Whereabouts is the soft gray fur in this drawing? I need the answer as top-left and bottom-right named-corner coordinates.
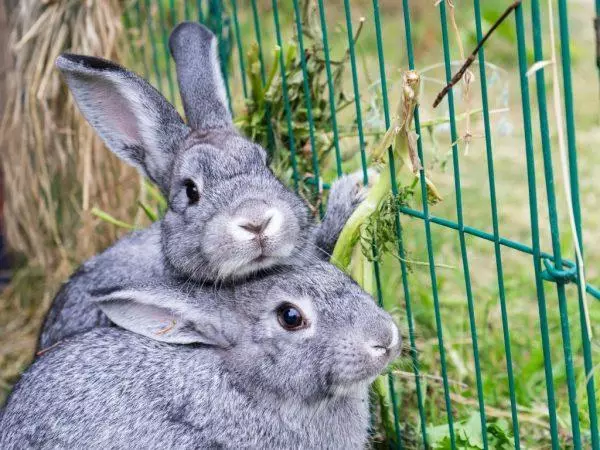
top-left (315, 170), bottom-right (377, 257)
top-left (1, 264), bottom-right (401, 449)
top-left (38, 23), bottom-right (366, 349)
top-left (39, 222), bottom-right (165, 349)
top-left (169, 21), bottom-right (231, 130)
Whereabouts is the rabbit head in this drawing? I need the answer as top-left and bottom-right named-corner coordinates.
top-left (55, 22), bottom-right (314, 282)
top-left (96, 261), bottom-right (401, 402)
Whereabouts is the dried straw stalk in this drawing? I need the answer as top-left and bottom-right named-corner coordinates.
top-left (0, 0), bottom-right (138, 397)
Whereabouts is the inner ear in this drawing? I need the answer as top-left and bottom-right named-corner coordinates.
top-left (56, 53), bottom-right (189, 194)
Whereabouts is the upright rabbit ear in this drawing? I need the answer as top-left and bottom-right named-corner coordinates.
top-left (169, 22), bottom-right (232, 130)
top-left (56, 53), bottom-right (190, 194)
top-left (93, 285), bottom-right (232, 347)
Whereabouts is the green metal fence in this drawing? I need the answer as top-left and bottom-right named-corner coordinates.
top-left (124, 1), bottom-right (600, 448)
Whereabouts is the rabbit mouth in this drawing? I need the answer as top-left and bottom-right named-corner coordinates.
top-left (223, 253), bottom-right (279, 279)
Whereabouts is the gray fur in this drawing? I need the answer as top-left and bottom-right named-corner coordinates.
top-left (315, 170), bottom-right (378, 257)
top-left (2, 264), bottom-right (400, 449)
top-left (38, 223), bottom-right (164, 350)
top-left (56, 53), bottom-right (189, 194)
top-left (39, 24), bottom-right (368, 349)
top-left (169, 22), bottom-right (232, 130)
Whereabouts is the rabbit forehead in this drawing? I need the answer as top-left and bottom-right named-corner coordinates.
top-left (175, 137), bottom-right (266, 179)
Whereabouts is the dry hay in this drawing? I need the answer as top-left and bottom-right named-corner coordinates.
top-left (0, 0), bottom-right (140, 400)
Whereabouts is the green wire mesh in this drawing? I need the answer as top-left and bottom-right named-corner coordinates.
top-left (124, 1), bottom-right (600, 449)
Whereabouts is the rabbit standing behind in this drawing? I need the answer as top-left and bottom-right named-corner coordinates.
top-left (1, 263), bottom-right (400, 449)
top-left (38, 23), bottom-right (373, 350)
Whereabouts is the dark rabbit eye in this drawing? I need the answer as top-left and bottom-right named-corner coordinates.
top-left (184, 179), bottom-right (200, 204)
top-left (277, 303), bottom-right (307, 331)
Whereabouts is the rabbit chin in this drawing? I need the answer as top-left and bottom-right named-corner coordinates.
top-left (216, 243), bottom-right (296, 280)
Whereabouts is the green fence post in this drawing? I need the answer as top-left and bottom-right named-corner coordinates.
top-left (144, 0), bottom-right (165, 95)
top-left (291, 0), bottom-right (324, 218)
top-left (401, 0), bottom-right (457, 447)
top-left (437, 3), bottom-right (489, 447)
top-left (371, 0), bottom-right (429, 446)
top-left (250, 0), bottom-right (275, 153)
top-left (530, 0), bottom-right (583, 447)
top-left (472, 1), bottom-right (521, 447)
top-left (156, 1), bottom-right (176, 103)
top-left (230, 0), bottom-right (248, 99)
top-left (315, 0), bottom-right (343, 178)
top-left (271, 0), bottom-right (300, 193)
top-left (557, 0), bottom-right (600, 448)
top-left (514, 4), bottom-right (560, 448)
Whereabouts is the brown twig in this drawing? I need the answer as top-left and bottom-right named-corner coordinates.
top-left (432, 0), bottom-right (522, 108)
top-left (36, 341), bottom-right (63, 356)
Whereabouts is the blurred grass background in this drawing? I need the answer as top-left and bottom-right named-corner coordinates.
top-left (1, 0), bottom-right (599, 448)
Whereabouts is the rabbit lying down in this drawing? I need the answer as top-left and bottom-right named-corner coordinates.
top-left (38, 22), bottom-right (375, 350)
top-left (0, 263), bottom-right (400, 449)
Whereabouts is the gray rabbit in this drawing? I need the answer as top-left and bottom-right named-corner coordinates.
top-left (39, 22), bottom-right (372, 350)
top-left (1, 262), bottom-right (400, 449)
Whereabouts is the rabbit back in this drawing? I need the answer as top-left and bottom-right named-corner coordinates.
top-left (2, 327), bottom-right (370, 449)
top-left (38, 222), bottom-right (164, 350)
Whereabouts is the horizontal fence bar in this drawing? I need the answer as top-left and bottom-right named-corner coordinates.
top-left (398, 206), bottom-right (600, 298)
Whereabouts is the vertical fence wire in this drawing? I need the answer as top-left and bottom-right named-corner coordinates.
top-left (514, 4), bottom-right (560, 448)
top-left (197, 0), bottom-right (204, 23)
top-left (530, 0), bottom-right (582, 446)
top-left (124, 2), bottom-right (598, 447)
top-left (184, 1), bottom-right (191, 21)
top-left (557, 0), bottom-right (600, 447)
top-left (291, 0), bottom-right (324, 218)
top-left (342, 0), bottom-right (369, 186)
top-left (271, 0), bottom-right (300, 193)
top-left (169, 0), bottom-right (176, 23)
top-left (156, 2), bottom-right (176, 103)
top-left (134, 2), bottom-right (150, 78)
top-left (230, 0), bottom-right (248, 99)
top-left (437, 3), bottom-right (489, 448)
top-left (472, 1), bottom-right (521, 447)
top-left (214, 0), bottom-right (232, 113)
top-left (400, 1), bottom-right (457, 447)
top-left (250, 0), bottom-right (275, 153)
top-left (338, 3), bottom-right (402, 444)
top-left (315, 0), bottom-right (343, 178)
top-left (143, 0), bottom-right (165, 95)
top-left (371, 0), bottom-right (429, 446)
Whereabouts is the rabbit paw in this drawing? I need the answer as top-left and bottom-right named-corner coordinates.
top-left (331, 168), bottom-right (379, 209)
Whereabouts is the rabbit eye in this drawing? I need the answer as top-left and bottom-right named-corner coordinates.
top-left (184, 179), bottom-right (200, 204)
top-left (277, 303), bottom-right (307, 331)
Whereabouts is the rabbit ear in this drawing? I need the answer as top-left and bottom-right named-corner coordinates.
top-left (169, 22), bottom-right (232, 130)
top-left (56, 53), bottom-right (190, 194)
top-left (94, 286), bottom-right (231, 347)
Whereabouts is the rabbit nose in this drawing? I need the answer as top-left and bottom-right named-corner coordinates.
top-left (366, 321), bottom-right (401, 359)
top-left (231, 208), bottom-right (283, 241)
top-left (239, 216), bottom-right (271, 235)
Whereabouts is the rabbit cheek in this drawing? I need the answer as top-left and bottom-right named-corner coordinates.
top-left (329, 334), bottom-right (395, 387)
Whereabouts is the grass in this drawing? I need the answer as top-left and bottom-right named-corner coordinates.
top-left (2, 0), bottom-right (600, 448)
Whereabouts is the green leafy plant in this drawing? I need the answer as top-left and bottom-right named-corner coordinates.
top-left (427, 413), bottom-right (512, 450)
